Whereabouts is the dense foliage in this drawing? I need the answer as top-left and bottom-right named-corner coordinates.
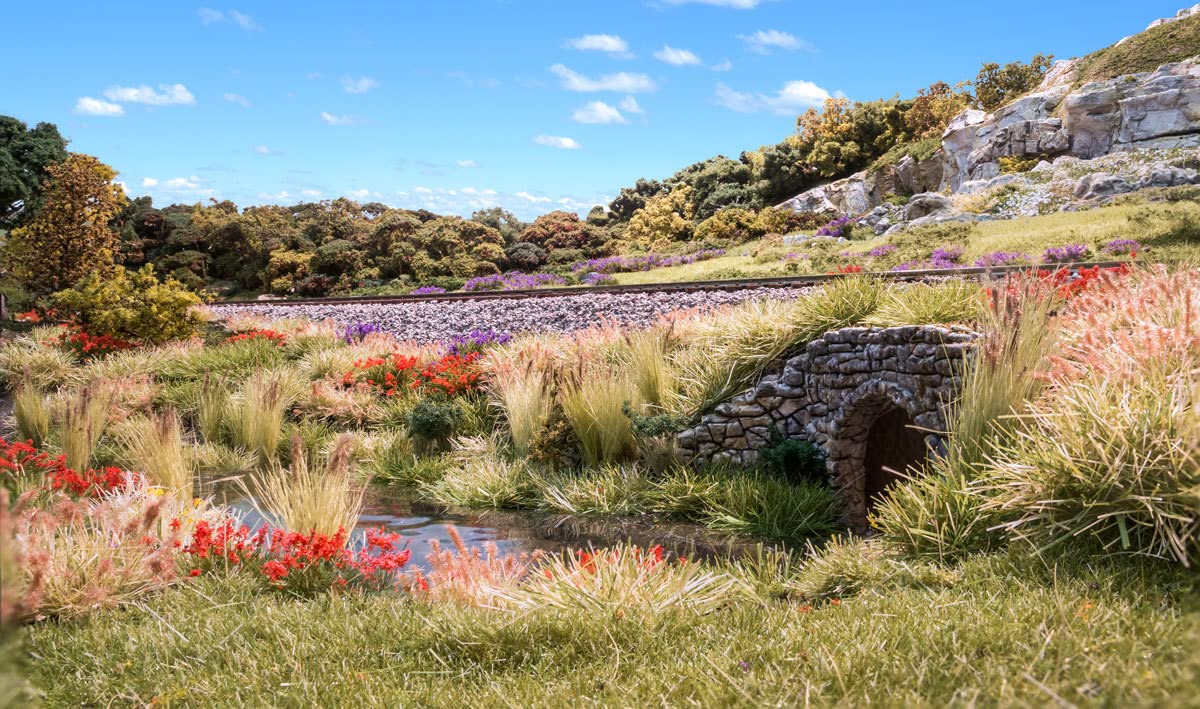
top-left (51, 264), bottom-right (204, 344)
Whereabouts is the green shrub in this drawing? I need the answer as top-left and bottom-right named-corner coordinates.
top-left (760, 427), bottom-right (826, 485)
top-left (52, 264), bottom-right (203, 344)
top-left (406, 397), bottom-right (463, 450)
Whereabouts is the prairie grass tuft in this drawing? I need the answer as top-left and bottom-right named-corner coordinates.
top-left (247, 434), bottom-right (366, 536)
top-left (13, 379), bottom-right (50, 448)
top-left (228, 371), bottom-right (303, 463)
top-left (114, 410), bottom-right (193, 497)
top-left (195, 375), bottom-right (232, 444)
top-left (58, 379), bottom-right (118, 472)
top-left (869, 280), bottom-right (985, 326)
top-left (410, 525), bottom-right (542, 605)
top-left (620, 326), bottom-right (677, 409)
top-left (559, 362), bottom-right (640, 466)
top-left (420, 437), bottom-right (536, 508)
top-left (485, 348), bottom-right (555, 455)
top-left (0, 338), bottom-right (79, 391)
top-left (536, 465), bottom-right (649, 516)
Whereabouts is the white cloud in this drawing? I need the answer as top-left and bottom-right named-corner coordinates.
top-left (348, 188), bottom-right (371, 199)
top-left (565, 34), bottom-right (632, 57)
top-left (74, 97), bottom-right (124, 116)
top-left (223, 92), bottom-right (251, 107)
top-left (341, 76), bottom-right (380, 94)
top-left (305, 72), bottom-right (322, 80)
top-left (515, 191), bottom-right (552, 203)
top-left (142, 177), bottom-right (158, 187)
top-left (456, 160), bottom-right (479, 168)
top-left (104, 84), bottom-right (196, 106)
top-left (301, 189), bottom-right (322, 198)
top-left (166, 177), bottom-right (201, 189)
top-left (714, 80), bottom-right (831, 114)
top-left (114, 181), bottom-right (128, 194)
top-left (320, 111), bottom-right (356, 126)
top-left (414, 186), bottom-right (434, 194)
top-left (664, 0), bottom-right (764, 7)
top-left (254, 145), bottom-right (272, 155)
top-left (198, 8), bottom-right (260, 30)
top-left (654, 46), bottom-right (702, 66)
top-left (230, 11), bottom-right (260, 30)
top-left (711, 59), bottom-right (733, 72)
top-left (739, 29), bottom-right (814, 54)
top-left (572, 101), bottom-right (626, 124)
top-left (549, 64), bottom-right (656, 93)
top-left (619, 96), bottom-right (644, 114)
top-left (532, 134), bottom-right (582, 150)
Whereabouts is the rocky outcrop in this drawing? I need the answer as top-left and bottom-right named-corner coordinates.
top-left (943, 58), bottom-right (1200, 189)
top-left (777, 150), bottom-right (944, 216)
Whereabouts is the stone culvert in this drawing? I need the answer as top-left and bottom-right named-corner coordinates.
top-left (675, 325), bottom-right (979, 529)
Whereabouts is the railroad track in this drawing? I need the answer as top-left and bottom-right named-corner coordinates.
top-left (219, 261), bottom-right (1127, 307)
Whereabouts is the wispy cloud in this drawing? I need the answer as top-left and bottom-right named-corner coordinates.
top-left (532, 134), bottom-right (582, 150)
top-left (74, 97), bottom-right (124, 116)
top-left (565, 34), bottom-right (632, 58)
top-left (714, 80), bottom-right (832, 114)
top-left (223, 92), bottom-right (251, 107)
top-left (619, 96), bottom-right (644, 114)
top-left (664, 0), bottom-right (766, 8)
top-left (198, 8), bottom-right (261, 30)
top-left (515, 191), bottom-right (552, 203)
top-left (142, 178), bottom-right (159, 187)
top-left (456, 159), bottom-right (479, 168)
top-left (572, 101), bottom-right (626, 124)
top-left (104, 84), bottom-right (196, 106)
top-left (341, 76), bottom-right (380, 94)
top-left (711, 59), bottom-right (733, 72)
top-left (654, 46), bottom-right (702, 66)
top-left (320, 111), bottom-right (357, 126)
top-left (739, 29), bottom-right (815, 54)
top-left (549, 64), bottom-right (656, 93)
top-left (254, 145), bottom-right (273, 155)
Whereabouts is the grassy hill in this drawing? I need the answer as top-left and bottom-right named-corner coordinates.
top-left (1073, 12), bottom-right (1200, 85)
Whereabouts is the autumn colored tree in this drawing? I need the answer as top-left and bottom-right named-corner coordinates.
top-left (972, 54), bottom-right (1054, 111)
top-left (5, 153), bottom-right (126, 294)
top-left (625, 186), bottom-right (695, 249)
top-left (519, 211), bottom-right (610, 257)
top-left (905, 81), bottom-right (972, 138)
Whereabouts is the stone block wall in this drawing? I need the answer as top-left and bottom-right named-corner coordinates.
top-left (675, 325), bottom-right (979, 528)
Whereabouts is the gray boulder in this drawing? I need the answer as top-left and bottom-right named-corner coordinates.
top-left (1074, 173), bottom-right (1134, 200)
top-left (902, 192), bottom-right (954, 220)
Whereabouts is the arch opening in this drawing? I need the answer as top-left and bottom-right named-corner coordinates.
top-left (861, 406), bottom-right (928, 515)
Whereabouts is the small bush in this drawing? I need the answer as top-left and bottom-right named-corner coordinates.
top-left (406, 398), bottom-right (463, 450)
top-left (760, 427), bottom-right (826, 484)
top-left (52, 265), bottom-right (204, 345)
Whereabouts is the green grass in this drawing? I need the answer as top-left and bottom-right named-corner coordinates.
top-left (17, 547), bottom-right (1197, 706)
top-left (1072, 13), bottom-right (1200, 86)
top-left (608, 198), bottom-right (1200, 287)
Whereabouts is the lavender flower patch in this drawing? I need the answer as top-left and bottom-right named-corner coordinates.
top-left (341, 321), bottom-right (382, 344)
top-left (1043, 244), bottom-right (1091, 264)
top-left (444, 329), bottom-right (513, 356)
top-left (211, 287), bottom-right (814, 344)
top-left (974, 251), bottom-right (1029, 268)
top-left (816, 216), bottom-right (854, 238)
top-left (867, 244), bottom-right (896, 258)
top-left (582, 272), bottom-right (618, 286)
top-left (1102, 239), bottom-right (1140, 256)
top-left (463, 271), bottom-right (567, 292)
top-left (411, 285), bottom-right (447, 295)
top-left (929, 246), bottom-right (965, 269)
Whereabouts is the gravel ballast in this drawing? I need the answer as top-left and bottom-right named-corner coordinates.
top-left (211, 287), bottom-right (811, 343)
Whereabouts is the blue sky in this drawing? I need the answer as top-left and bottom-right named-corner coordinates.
top-left (5, 1), bottom-right (1186, 219)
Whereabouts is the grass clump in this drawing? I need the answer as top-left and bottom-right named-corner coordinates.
top-left (13, 379), bottom-right (50, 448)
top-left (420, 437), bottom-right (536, 508)
top-left (228, 371), bottom-right (301, 464)
top-left (58, 379), bottom-right (118, 472)
top-left (869, 279), bottom-right (984, 326)
top-left (114, 411), bottom-right (192, 497)
top-left (559, 363), bottom-right (640, 466)
top-left (247, 434), bottom-right (366, 536)
top-left (486, 346), bottom-right (556, 455)
top-left (1072, 13), bottom-right (1200, 86)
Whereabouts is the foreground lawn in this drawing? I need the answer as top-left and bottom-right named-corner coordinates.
top-left (15, 549), bottom-right (1198, 707)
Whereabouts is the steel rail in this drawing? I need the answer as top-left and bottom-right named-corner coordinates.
top-left (218, 261), bottom-right (1127, 307)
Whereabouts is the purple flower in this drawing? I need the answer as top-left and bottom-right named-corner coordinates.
top-left (781, 252), bottom-right (809, 261)
top-left (582, 272), bottom-right (617, 286)
top-left (974, 251), bottom-right (1028, 268)
top-left (341, 322), bottom-right (382, 344)
top-left (1042, 244), bottom-right (1091, 264)
top-left (867, 244), bottom-right (896, 258)
top-left (444, 329), bottom-right (513, 355)
top-left (1102, 239), bottom-right (1140, 256)
top-left (929, 246), bottom-right (965, 269)
top-left (816, 216), bottom-right (854, 238)
top-left (411, 285), bottom-right (447, 295)
top-left (462, 271), bottom-right (567, 292)
top-left (570, 249), bottom-right (725, 275)
top-left (891, 261), bottom-right (920, 272)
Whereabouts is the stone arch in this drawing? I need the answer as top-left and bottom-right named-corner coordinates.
top-left (824, 379), bottom-right (938, 530)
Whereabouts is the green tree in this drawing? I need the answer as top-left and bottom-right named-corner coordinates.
top-left (390, 217), bottom-right (505, 281)
top-left (607, 179), bottom-right (665, 223)
top-left (972, 54), bottom-right (1054, 111)
top-left (5, 153), bottom-right (126, 295)
top-left (470, 207), bottom-right (527, 244)
top-left (519, 211), bottom-right (610, 257)
top-left (0, 116), bottom-right (68, 226)
top-left (52, 264), bottom-right (203, 344)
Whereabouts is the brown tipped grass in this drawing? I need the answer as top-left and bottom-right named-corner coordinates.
top-left (115, 411), bottom-right (193, 497)
top-left (559, 363), bottom-right (641, 466)
top-left (489, 544), bottom-right (747, 622)
top-left (229, 371), bottom-right (302, 464)
top-left (247, 434), bottom-right (366, 536)
top-left (59, 379), bottom-right (118, 472)
top-left (13, 378), bottom-right (50, 448)
top-left (536, 465), bottom-right (649, 516)
top-left (486, 354), bottom-right (554, 455)
top-left (196, 375), bottom-right (232, 444)
top-left (620, 325), bottom-right (678, 410)
top-left (868, 280), bottom-right (985, 326)
top-left (0, 337), bottom-right (80, 391)
top-left (421, 437), bottom-right (537, 508)
top-left (410, 525), bottom-right (543, 606)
